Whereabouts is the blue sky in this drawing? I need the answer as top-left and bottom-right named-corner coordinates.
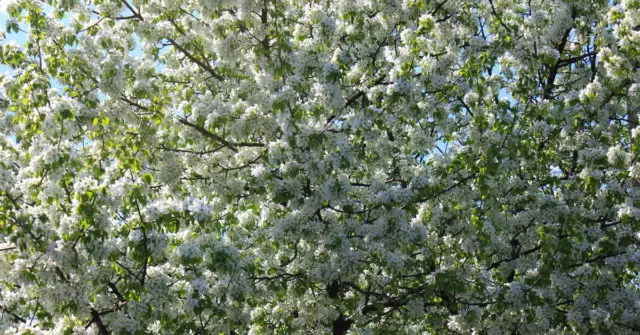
top-left (0, 2), bottom-right (24, 42)
top-left (0, 4), bottom-right (27, 76)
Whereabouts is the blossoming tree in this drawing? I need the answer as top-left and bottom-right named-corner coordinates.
top-left (1, 0), bottom-right (639, 333)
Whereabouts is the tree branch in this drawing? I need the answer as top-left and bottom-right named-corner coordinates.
top-left (167, 38), bottom-right (224, 81)
top-left (177, 117), bottom-right (265, 152)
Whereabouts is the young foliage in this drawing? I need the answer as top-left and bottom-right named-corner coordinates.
top-left (0, 0), bottom-right (639, 333)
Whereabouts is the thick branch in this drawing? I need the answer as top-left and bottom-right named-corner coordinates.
top-left (167, 38), bottom-right (224, 81)
top-left (543, 27), bottom-right (572, 99)
top-left (87, 308), bottom-right (110, 334)
top-left (177, 117), bottom-right (238, 152)
top-left (120, 0), bottom-right (144, 21)
top-left (488, 244), bottom-right (542, 270)
top-left (1, 305), bottom-right (26, 323)
top-left (177, 117), bottom-right (265, 152)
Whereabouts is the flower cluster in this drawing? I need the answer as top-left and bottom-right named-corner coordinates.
top-left (0, 0), bottom-right (639, 333)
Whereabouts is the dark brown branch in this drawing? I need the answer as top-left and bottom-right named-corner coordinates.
top-left (543, 26), bottom-right (573, 99)
top-left (159, 144), bottom-right (225, 155)
top-left (413, 173), bottom-right (477, 204)
top-left (488, 244), bottom-right (542, 270)
top-left (600, 220), bottom-right (621, 229)
top-left (566, 251), bottom-right (625, 269)
top-left (120, 96), bottom-right (149, 110)
top-left (177, 117), bottom-right (265, 152)
top-left (260, 0), bottom-right (270, 51)
top-left (488, 0), bottom-right (512, 33)
top-left (177, 117), bottom-right (238, 152)
top-left (0, 245), bottom-right (16, 252)
top-left (557, 51), bottom-right (598, 67)
top-left (108, 282), bottom-right (126, 303)
top-left (166, 38), bottom-right (224, 81)
top-left (87, 308), bottom-right (110, 334)
top-left (218, 154), bottom-right (264, 173)
top-left (120, 0), bottom-right (143, 21)
top-left (1, 305), bottom-right (26, 323)
top-left (332, 315), bottom-right (352, 335)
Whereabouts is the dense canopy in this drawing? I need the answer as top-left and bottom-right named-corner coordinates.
top-left (1, 0), bottom-right (640, 333)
